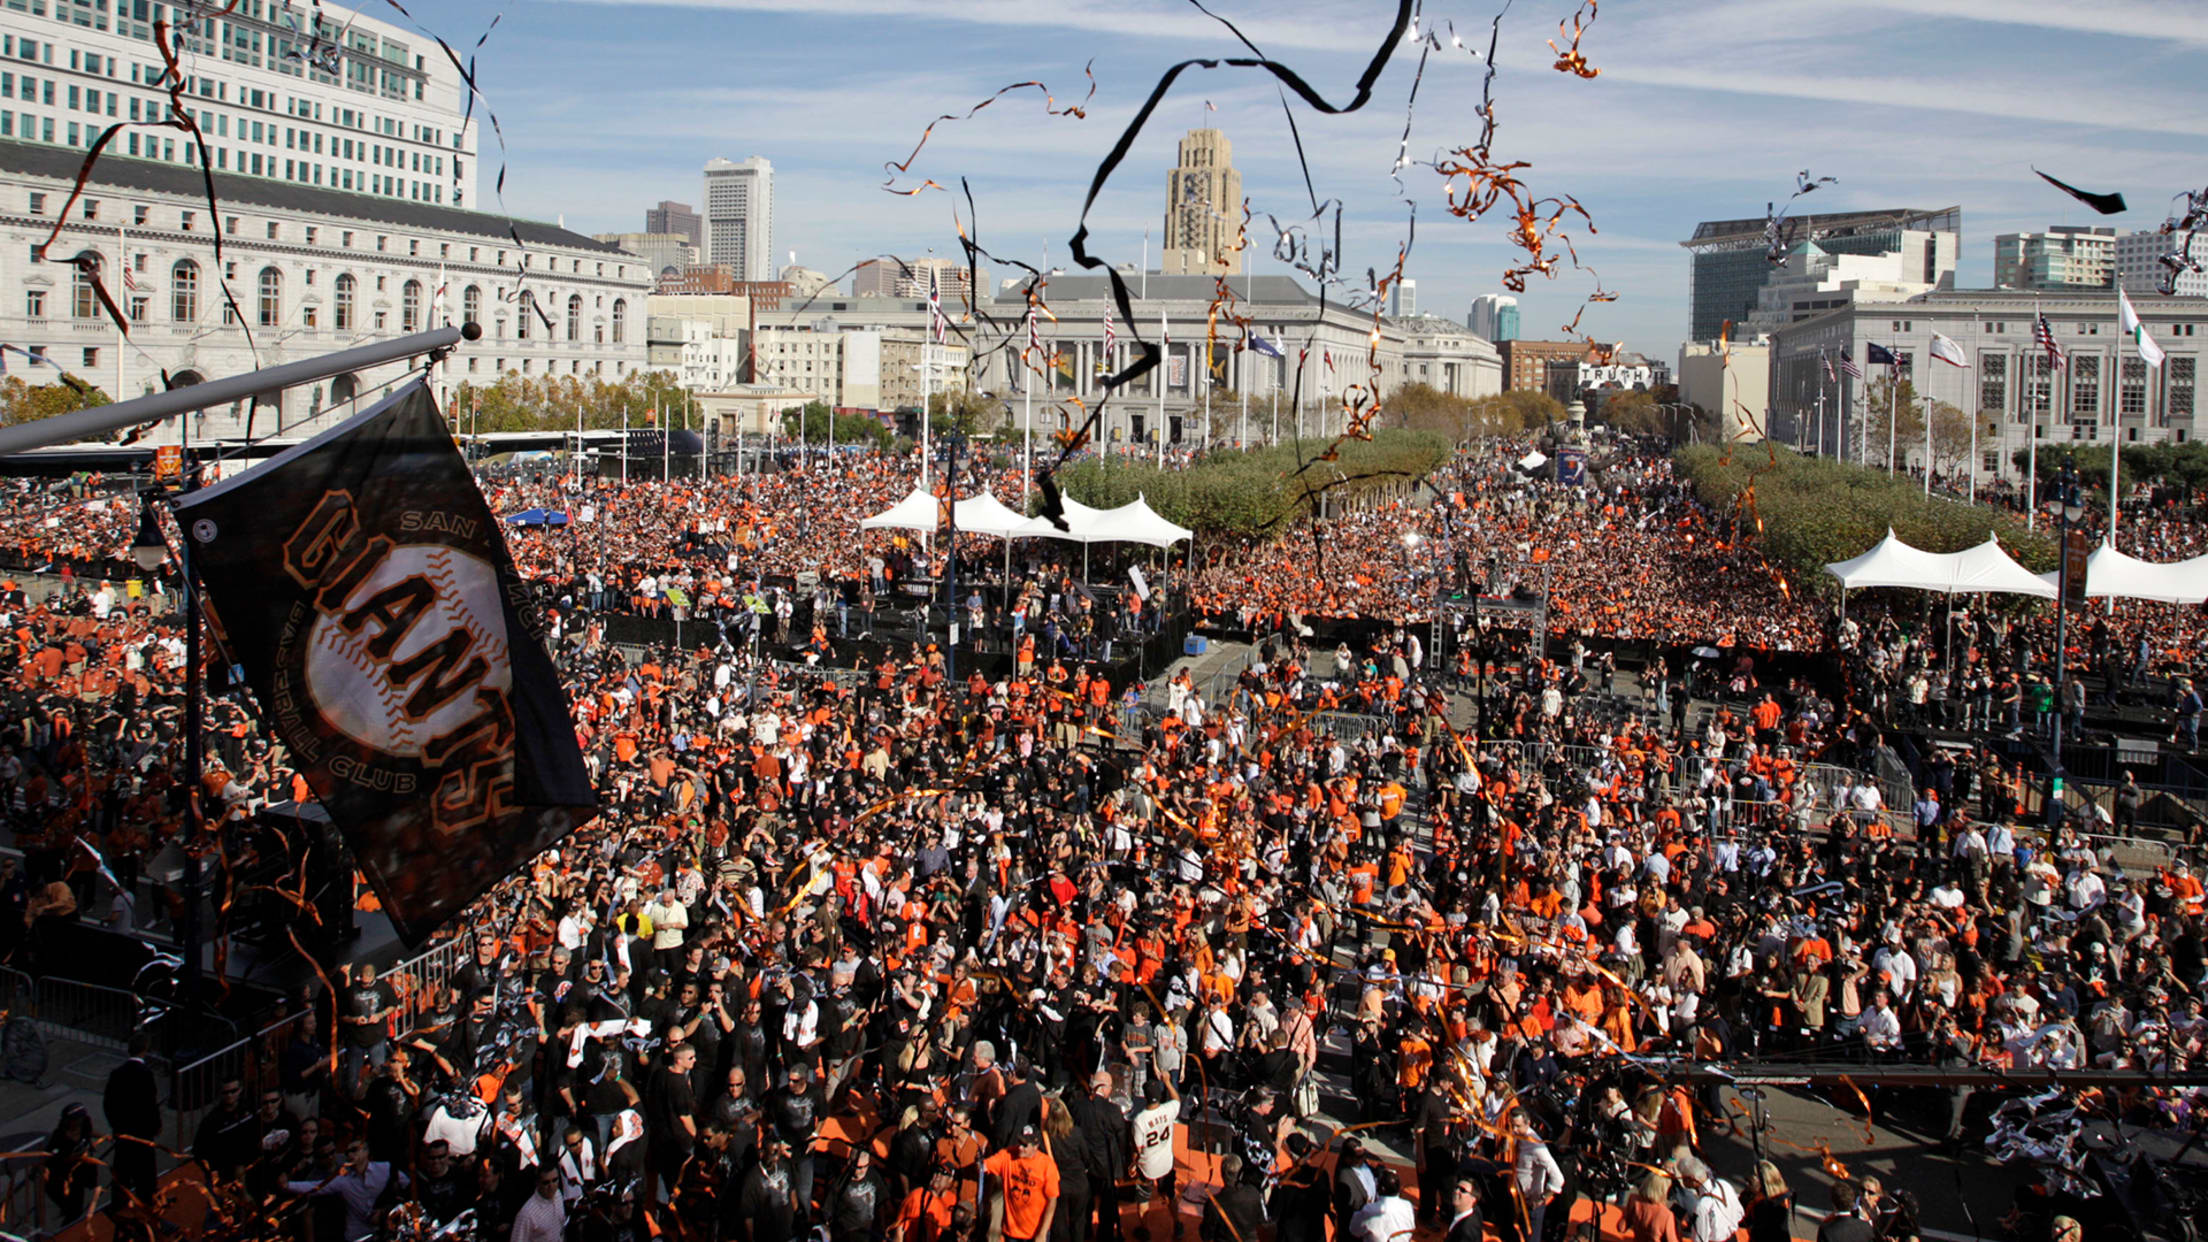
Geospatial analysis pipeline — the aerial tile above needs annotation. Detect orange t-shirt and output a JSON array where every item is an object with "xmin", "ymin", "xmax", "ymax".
[{"xmin": 982, "ymin": 1149, "xmax": 1059, "ymax": 1240}]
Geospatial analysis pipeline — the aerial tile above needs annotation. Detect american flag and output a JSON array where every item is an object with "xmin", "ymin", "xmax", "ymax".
[
  {"xmin": 2033, "ymin": 311, "xmax": 2067, "ymax": 369},
  {"xmin": 1101, "ymin": 301, "xmax": 1115, "ymax": 361},
  {"xmin": 1025, "ymin": 298, "xmax": 1040, "ymax": 354},
  {"xmin": 1838, "ymin": 353, "xmax": 1862, "ymax": 380},
  {"xmin": 1820, "ymin": 348, "xmax": 1835, "ymax": 384},
  {"xmin": 1322, "ymin": 348, "xmax": 1335, "ymax": 372},
  {"xmin": 928, "ymin": 269, "xmax": 947, "ymax": 344}
]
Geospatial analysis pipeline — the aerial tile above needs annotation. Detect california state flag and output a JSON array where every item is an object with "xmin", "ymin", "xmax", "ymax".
[{"xmin": 2119, "ymin": 286, "xmax": 2166, "ymax": 368}]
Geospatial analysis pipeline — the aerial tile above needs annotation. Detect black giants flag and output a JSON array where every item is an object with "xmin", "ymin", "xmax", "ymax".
[{"xmin": 175, "ymin": 381, "xmax": 595, "ymax": 943}]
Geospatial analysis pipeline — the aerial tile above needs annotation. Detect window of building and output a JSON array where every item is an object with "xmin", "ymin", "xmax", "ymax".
[
  {"xmin": 1980, "ymin": 353, "xmax": 2007, "ymax": 418},
  {"xmin": 70, "ymin": 250, "xmax": 101, "ymax": 318},
  {"xmin": 2072, "ymin": 354, "xmax": 2100, "ymax": 416},
  {"xmin": 265, "ymin": 221, "xmax": 278, "ymax": 240},
  {"xmin": 181, "ymin": 210, "xmax": 195, "ymax": 230},
  {"xmin": 132, "ymin": 204, "xmax": 148, "ymax": 226},
  {"xmin": 401, "ymin": 279, "xmax": 420, "ymax": 332},
  {"xmin": 225, "ymin": 215, "xmax": 238, "ymax": 235},
  {"xmin": 374, "ymin": 311, "xmax": 386, "ymax": 331},
  {"xmin": 566, "ymin": 295, "xmax": 581, "ymax": 341},
  {"xmin": 2173, "ymin": 356, "xmax": 2197, "ymax": 422},
  {"xmin": 81, "ymin": 198, "xmax": 97, "ymax": 220},
  {"xmin": 2122, "ymin": 355, "xmax": 2148, "ymax": 417},
  {"xmin": 611, "ymin": 299, "xmax": 626, "ymax": 345},
  {"xmin": 517, "ymin": 292, "xmax": 533, "ymax": 340},
  {"xmin": 28, "ymin": 191, "xmax": 45, "ymax": 214},
  {"xmin": 257, "ymin": 265, "xmax": 281, "ymax": 326},
  {"xmin": 128, "ymin": 296, "xmax": 146, "ymax": 322},
  {"xmin": 463, "ymin": 285, "xmax": 481, "ymax": 326},
  {"xmin": 334, "ymin": 272, "xmax": 354, "ymax": 330},
  {"xmin": 24, "ymin": 289, "xmax": 43, "ymax": 317},
  {"xmin": 83, "ymin": 347, "xmax": 98, "ymax": 369},
  {"xmin": 171, "ymin": 259, "xmax": 198, "ymax": 322},
  {"xmin": 303, "ymin": 305, "xmax": 317, "ymax": 328}
]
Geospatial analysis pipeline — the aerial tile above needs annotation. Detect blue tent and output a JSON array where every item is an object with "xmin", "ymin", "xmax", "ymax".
[{"xmin": 504, "ymin": 507, "xmax": 570, "ymax": 527}]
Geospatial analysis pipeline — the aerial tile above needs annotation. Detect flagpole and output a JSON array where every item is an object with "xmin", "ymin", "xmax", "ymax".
[
  {"xmin": 115, "ymin": 223, "xmax": 127, "ymax": 401},
  {"xmin": 1239, "ymin": 343, "xmax": 1248, "ymax": 450},
  {"xmin": 663, "ymin": 405, "xmax": 671, "ymax": 480},
  {"xmin": 921, "ymin": 335, "xmax": 933, "ymax": 489},
  {"xmin": 1887, "ymin": 368, "xmax": 1897, "ymax": 477},
  {"xmin": 1023, "ymin": 345, "xmax": 1033, "ymax": 500},
  {"xmin": 622, "ymin": 404, "xmax": 630, "ymax": 485},
  {"xmin": 1968, "ymin": 315, "xmax": 1979, "ymax": 505},
  {"xmin": 1923, "ymin": 349, "xmax": 1933, "ymax": 498},
  {"xmin": 2112, "ymin": 286, "xmax": 2124, "ymax": 549},
  {"xmin": 2028, "ymin": 298, "xmax": 2042, "ymax": 530}
]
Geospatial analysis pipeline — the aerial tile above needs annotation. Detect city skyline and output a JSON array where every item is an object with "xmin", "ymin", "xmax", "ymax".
[{"xmin": 383, "ymin": 0, "xmax": 2208, "ymax": 353}]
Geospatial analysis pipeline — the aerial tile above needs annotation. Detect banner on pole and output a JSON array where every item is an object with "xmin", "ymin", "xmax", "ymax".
[{"xmin": 174, "ymin": 381, "xmax": 596, "ymax": 943}]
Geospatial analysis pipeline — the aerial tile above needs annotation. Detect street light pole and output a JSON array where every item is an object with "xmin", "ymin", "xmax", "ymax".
[
  {"xmin": 2045, "ymin": 457, "xmax": 2083, "ymax": 827},
  {"xmin": 939, "ymin": 430, "xmax": 966, "ymax": 687}
]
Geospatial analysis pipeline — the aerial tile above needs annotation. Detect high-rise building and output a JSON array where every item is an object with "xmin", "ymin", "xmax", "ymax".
[
  {"xmin": 1390, "ymin": 279, "xmax": 1417, "ymax": 318},
  {"xmin": 1993, "ymin": 225, "xmax": 2115, "ymax": 291},
  {"xmin": 852, "ymin": 257, "xmax": 974, "ymax": 303},
  {"xmin": 1681, "ymin": 207, "xmax": 1959, "ymax": 343},
  {"xmin": 1160, "ymin": 129, "xmax": 1243, "ymax": 276},
  {"xmin": 2115, "ymin": 230, "xmax": 2208, "ymax": 297},
  {"xmin": 702, "ymin": 157, "xmax": 774, "ymax": 282},
  {"xmin": 645, "ymin": 200, "xmax": 702, "ymax": 250},
  {"xmin": 0, "ymin": 0, "xmax": 479, "ymax": 206},
  {"xmin": 1468, "ymin": 294, "xmax": 1520, "ymax": 342}
]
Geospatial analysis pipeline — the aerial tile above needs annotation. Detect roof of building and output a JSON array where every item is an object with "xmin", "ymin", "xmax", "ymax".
[
  {"xmin": 1683, "ymin": 206, "xmax": 1961, "ymax": 250},
  {"xmin": 2, "ymin": 139, "xmax": 627, "ymax": 254},
  {"xmin": 987, "ymin": 273, "xmax": 1319, "ymax": 306}
]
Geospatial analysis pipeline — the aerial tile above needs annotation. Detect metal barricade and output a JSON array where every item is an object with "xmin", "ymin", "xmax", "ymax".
[
  {"xmin": 0, "ymin": 1150, "xmax": 45, "ymax": 1241},
  {"xmin": 31, "ymin": 975, "xmax": 170, "ymax": 1054},
  {"xmin": 169, "ymin": 1011, "xmax": 307, "ymax": 1153}
]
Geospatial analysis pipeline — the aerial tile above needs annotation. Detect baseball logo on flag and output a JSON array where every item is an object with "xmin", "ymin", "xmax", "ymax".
[{"xmin": 304, "ymin": 541, "xmax": 512, "ymax": 758}]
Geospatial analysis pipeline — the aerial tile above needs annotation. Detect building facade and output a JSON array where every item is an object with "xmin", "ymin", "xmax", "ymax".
[
  {"xmin": 1993, "ymin": 225, "xmax": 2115, "ymax": 291},
  {"xmin": 1767, "ymin": 288, "xmax": 2208, "ymax": 476},
  {"xmin": 1389, "ymin": 278, "xmax": 1416, "ymax": 318},
  {"xmin": 701, "ymin": 156, "xmax": 772, "ymax": 282},
  {"xmin": 592, "ymin": 232, "xmax": 695, "ymax": 285},
  {"xmin": 1467, "ymin": 293, "xmax": 1519, "ymax": 342},
  {"xmin": 2, "ymin": 138, "xmax": 650, "ymax": 444},
  {"xmin": 1498, "ymin": 339, "xmax": 1598, "ymax": 394},
  {"xmin": 851, "ymin": 256, "xmax": 974, "ymax": 304},
  {"xmin": 964, "ymin": 275, "xmax": 1498, "ymax": 446},
  {"xmin": 1677, "ymin": 340, "xmax": 1769, "ymax": 444},
  {"xmin": 1160, "ymin": 129, "xmax": 1242, "ymax": 276},
  {"xmin": 2116, "ymin": 230, "xmax": 2208, "ymax": 298},
  {"xmin": 645, "ymin": 199, "xmax": 701, "ymax": 250},
  {"xmin": 1, "ymin": 0, "xmax": 480, "ymax": 208},
  {"xmin": 1682, "ymin": 207, "xmax": 1960, "ymax": 343}
]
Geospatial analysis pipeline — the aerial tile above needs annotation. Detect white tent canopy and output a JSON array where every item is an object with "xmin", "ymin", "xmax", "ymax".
[
  {"xmin": 2034, "ymin": 543, "xmax": 2208, "ymax": 604},
  {"xmin": 1824, "ymin": 529, "xmax": 2055, "ymax": 598},
  {"xmin": 1090, "ymin": 495, "xmax": 1193, "ymax": 548},
  {"xmin": 1012, "ymin": 494, "xmax": 1116, "ymax": 543},
  {"xmin": 857, "ymin": 486, "xmax": 939, "ymax": 532},
  {"xmin": 951, "ymin": 492, "xmax": 1032, "ymax": 539}
]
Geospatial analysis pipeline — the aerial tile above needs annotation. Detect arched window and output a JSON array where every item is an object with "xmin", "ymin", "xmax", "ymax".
[
  {"xmin": 565, "ymin": 294, "xmax": 582, "ymax": 342},
  {"xmin": 517, "ymin": 292, "xmax": 533, "ymax": 340},
  {"xmin": 170, "ymin": 260, "xmax": 199, "ymax": 323},
  {"xmin": 463, "ymin": 285, "xmax": 482, "ymax": 327},
  {"xmin": 334, "ymin": 273, "xmax": 355, "ymax": 330},
  {"xmin": 257, "ymin": 266, "xmax": 282, "ymax": 327},
  {"xmin": 72, "ymin": 251, "xmax": 102, "ymax": 319},
  {"xmin": 611, "ymin": 299, "xmax": 627, "ymax": 345},
  {"xmin": 401, "ymin": 279, "xmax": 422, "ymax": 332}
]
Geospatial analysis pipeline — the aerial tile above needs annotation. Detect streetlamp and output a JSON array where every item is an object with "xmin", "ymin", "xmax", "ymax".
[
  {"xmin": 937, "ymin": 429, "xmax": 968, "ymax": 686},
  {"xmin": 2044, "ymin": 457, "xmax": 2087, "ymax": 827},
  {"xmin": 133, "ymin": 489, "xmax": 206, "ymax": 1028}
]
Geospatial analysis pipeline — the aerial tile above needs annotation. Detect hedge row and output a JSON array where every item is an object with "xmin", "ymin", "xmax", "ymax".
[
  {"xmin": 1673, "ymin": 444, "xmax": 2055, "ymax": 584},
  {"xmin": 1054, "ymin": 430, "xmax": 1452, "ymax": 539}
]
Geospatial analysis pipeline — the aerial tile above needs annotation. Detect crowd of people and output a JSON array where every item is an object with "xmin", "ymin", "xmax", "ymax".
[{"xmin": 2, "ymin": 436, "xmax": 2206, "ymax": 1242}]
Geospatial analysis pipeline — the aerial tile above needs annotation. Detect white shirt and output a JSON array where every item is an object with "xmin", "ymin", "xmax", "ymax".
[
  {"xmin": 783, "ymin": 998, "xmax": 820, "ymax": 1049},
  {"xmin": 1132, "ymin": 1102, "xmax": 1178, "ymax": 1178},
  {"xmin": 1351, "ymin": 1195, "xmax": 1416, "ymax": 1242},
  {"xmin": 1689, "ymin": 1181, "xmax": 1743, "ymax": 1242},
  {"xmin": 511, "ymin": 1191, "xmax": 566, "ymax": 1242}
]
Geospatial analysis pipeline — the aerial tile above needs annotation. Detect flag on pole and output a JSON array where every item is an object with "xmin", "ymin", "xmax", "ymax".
[
  {"xmin": 1820, "ymin": 349, "xmax": 1836, "ymax": 384},
  {"xmin": 1102, "ymin": 301, "xmax": 1116, "ymax": 359},
  {"xmin": 1322, "ymin": 349, "xmax": 1335, "ymax": 373},
  {"xmin": 2119, "ymin": 286, "xmax": 2166, "ymax": 368},
  {"xmin": 1838, "ymin": 354, "xmax": 1862, "ymax": 380},
  {"xmin": 1247, "ymin": 328, "xmax": 1285, "ymax": 358},
  {"xmin": 2033, "ymin": 311, "xmax": 2067, "ymax": 369},
  {"xmin": 1866, "ymin": 343, "xmax": 1899, "ymax": 368},
  {"xmin": 927, "ymin": 269, "xmax": 947, "ymax": 344},
  {"xmin": 1026, "ymin": 299, "xmax": 1040, "ymax": 353},
  {"xmin": 1928, "ymin": 332, "xmax": 1970, "ymax": 368},
  {"xmin": 171, "ymin": 381, "xmax": 596, "ymax": 944}
]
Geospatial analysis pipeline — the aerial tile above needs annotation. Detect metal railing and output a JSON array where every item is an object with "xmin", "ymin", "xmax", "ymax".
[
  {"xmin": 168, "ymin": 1009, "xmax": 308, "ymax": 1153},
  {"xmin": 0, "ymin": 1147, "xmax": 46, "ymax": 1241}
]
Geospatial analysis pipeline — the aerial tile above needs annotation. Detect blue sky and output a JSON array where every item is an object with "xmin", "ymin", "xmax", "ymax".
[{"xmin": 393, "ymin": 0, "xmax": 2208, "ymax": 354}]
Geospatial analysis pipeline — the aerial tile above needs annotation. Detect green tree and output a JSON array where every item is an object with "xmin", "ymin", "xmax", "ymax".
[
  {"xmin": 1862, "ymin": 376, "xmax": 1925, "ymax": 470},
  {"xmin": 0, "ymin": 377, "xmax": 111, "ymax": 426},
  {"xmin": 782, "ymin": 400, "xmax": 891, "ymax": 449},
  {"xmin": 926, "ymin": 388, "xmax": 999, "ymax": 438},
  {"xmin": 1599, "ymin": 389, "xmax": 1661, "ymax": 435}
]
